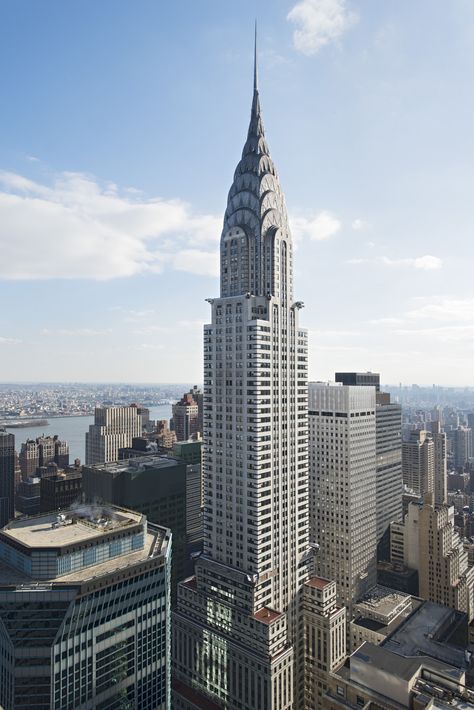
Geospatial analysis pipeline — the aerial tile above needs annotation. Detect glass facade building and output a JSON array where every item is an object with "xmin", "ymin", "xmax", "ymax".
[{"xmin": 0, "ymin": 506, "xmax": 171, "ymax": 710}]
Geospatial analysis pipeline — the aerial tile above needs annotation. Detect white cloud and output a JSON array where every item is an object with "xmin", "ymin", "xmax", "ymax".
[
  {"xmin": 132, "ymin": 325, "xmax": 169, "ymax": 336},
  {"xmin": 348, "ymin": 255, "xmax": 443, "ymax": 270},
  {"xmin": 291, "ymin": 210, "xmax": 341, "ymax": 241},
  {"xmin": 351, "ymin": 218, "xmax": 366, "ymax": 230},
  {"xmin": 394, "ymin": 324, "xmax": 474, "ymax": 344},
  {"xmin": 382, "ymin": 255, "xmax": 443, "ymax": 270},
  {"xmin": 0, "ymin": 336, "xmax": 21, "ymax": 344},
  {"xmin": 407, "ymin": 297, "xmax": 474, "ymax": 322},
  {"xmin": 0, "ymin": 170, "xmax": 221, "ymax": 281},
  {"xmin": 287, "ymin": 0, "xmax": 358, "ymax": 56},
  {"xmin": 41, "ymin": 328, "xmax": 111, "ymax": 336}
]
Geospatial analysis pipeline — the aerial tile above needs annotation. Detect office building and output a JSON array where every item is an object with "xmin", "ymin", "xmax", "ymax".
[
  {"xmin": 431, "ymin": 419, "xmax": 447, "ymax": 505},
  {"xmin": 402, "ymin": 430, "xmax": 434, "ymax": 498},
  {"xmin": 335, "ymin": 374, "xmax": 402, "ymax": 559},
  {"xmin": 156, "ymin": 420, "xmax": 178, "ymax": 449},
  {"xmin": 349, "ymin": 586, "xmax": 421, "ymax": 652},
  {"xmin": 39, "ymin": 468, "xmax": 83, "ymax": 513},
  {"xmin": 0, "ymin": 506, "xmax": 171, "ymax": 710},
  {"xmin": 189, "ymin": 385, "xmax": 204, "ymax": 434},
  {"xmin": 85, "ymin": 405, "xmax": 142, "ymax": 465},
  {"xmin": 0, "ymin": 429, "xmax": 15, "ymax": 527},
  {"xmin": 334, "ymin": 371, "xmax": 380, "ymax": 391},
  {"xmin": 390, "ymin": 494, "xmax": 474, "ymax": 621},
  {"xmin": 18, "ymin": 435, "xmax": 70, "ymax": 478},
  {"xmin": 171, "ymin": 392, "xmax": 200, "ymax": 442},
  {"xmin": 83, "ymin": 455, "xmax": 191, "ymax": 596},
  {"xmin": 308, "ymin": 382, "xmax": 377, "ymax": 612},
  {"xmin": 303, "ymin": 577, "xmax": 346, "ymax": 708},
  {"xmin": 173, "ymin": 42, "xmax": 312, "ymax": 710},
  {"xmin": 15, "ymin": 477, "xmax": 41, "ymax": 514},
  {"xmin": 453, "ymin": 426, "xmax": 472, "ymax": 469},
  {"xmin": 172, "ymin": 439, "xmax": 202, "ymax": 465},
  {"xmin": 19, "ymin": 438, "xmax": 38, "ymax": 478},
  {"xmin": 324, "ymin": 600, "xmax": 474, "ymax": 708},
  {"xmin": 374, "ymin": 391, "xmax": 402, "ymax": 557}
]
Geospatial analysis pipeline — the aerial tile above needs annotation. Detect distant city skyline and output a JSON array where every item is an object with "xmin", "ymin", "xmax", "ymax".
[{"xmin": 1, "ymin": 1, "xmax": 474, "ymax": 384}]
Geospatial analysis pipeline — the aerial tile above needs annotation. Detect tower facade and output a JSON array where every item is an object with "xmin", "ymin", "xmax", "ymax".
[
  {"xmin": 85, "ymin": 405, "xmax": 142, "ymax": 465},
  {"xmin": 431, "ymin": 420, "xmax": 447, "ymax": 505},
  {"xmin": 0, "ymin": 429, "xmax": 15, "ymax": 528},
  {"xmin": 173, "ymin": 43, "xmax": 311, "ymax": 710},
  {"xmin": 402, "ymin": 430, "xmax": 434, "ymax": 497},
  {"xmin": 308, "ymin": 382, "xmax": 377, "ymax": 613},
  {"xmin": 171, "ymin": 392, "xmax": 200, "ymax": 442}
]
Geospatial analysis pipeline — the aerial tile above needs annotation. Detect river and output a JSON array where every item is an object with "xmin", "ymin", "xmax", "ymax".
[{"xmin": 4, "ymin": 404, "xmax": 173, "ymax": 463}]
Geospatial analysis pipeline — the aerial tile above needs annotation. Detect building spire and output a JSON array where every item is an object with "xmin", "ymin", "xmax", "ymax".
[{"xmin": 254, "ymin": 19, "xmax": 258, "ymax": 93}]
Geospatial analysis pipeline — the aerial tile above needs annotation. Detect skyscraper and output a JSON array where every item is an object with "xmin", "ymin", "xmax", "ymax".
[
  {"xmin": 173, "ymin": 37, "xmax": 311, "ymax": 709},
  {"xmin": 308, "ymin": 382, "xmax": 377, "ymax": 612},
  {"xmin": 373, "ymin": 391, "xmax": 402, "ymax": 557},
  {"xmin": 0, "ymin": 429, "xmax": 15, "ymax": 528},
  {"xmin": 390, "ymin": 495, "xmax": 474, "ymax": 621},
  {"xmin": 171, "ymin": 392, "xmax": 200, "ymax": 442},
  {"xmin": 431, "ymin": 420, "xmax": 447, "ymax": 505},
  {"xmin": 402, "ymin": 430, "xmax": 434, "ymax": 498},
  {"xmin": 85, "ymin": 405, "xmax": 142, "ymax": 465},
  {"xmin": 334, "ymin": 373, "xmax": 402, "ymax": 559}
]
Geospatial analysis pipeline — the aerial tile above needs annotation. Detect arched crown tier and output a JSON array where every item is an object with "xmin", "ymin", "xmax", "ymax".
[{"xmin": 220, "ymin": 82, "xmax": 293, "ymax": 302}]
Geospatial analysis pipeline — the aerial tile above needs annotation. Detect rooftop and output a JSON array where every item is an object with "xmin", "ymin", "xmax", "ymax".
[
  {"xmin": 1, "ymin": 508, "xmax": 142, "ymax": 549},
  {"xmin": 0, "ymin": 509, "xmax": 169, "ymax": 587},
  {"xmin": 351, "ymin": 642, "xmax": 465, "ymax": 685},
  {"xmin": 305, "ymin": 576, "xmax": 334, "ymax": 590},
  {"xmin": 382, "ymin": 601, "xmax": 469, "ymax": 671},
  {"xmin": 354, "ymin": 585, "xmax": 414, "ymax": 624},
  {"xmin": 252, "ymin": 607, "xmax": 282, "ymax": 625},
  {"xmin": 87, "ymin": 455, "xmax": 182, "ymax": 475}
]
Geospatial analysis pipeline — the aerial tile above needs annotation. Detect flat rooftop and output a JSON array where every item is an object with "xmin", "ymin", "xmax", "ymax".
[
  {"xmin": 89, "ymin": 455, "xmax": 181, "ymax": 474},
  {"xmin": 0, "ymin": 524, "xmax": 169, "ymax": 587},
  {"xmin": 382, "ymin": 601, "xmax": 468, "ymax": 670},
  {"xmin": 253, "ymin": 607, "xmax": 283, "ymax": 625},
  {"xmin": 1, "ymin": 509, "xmax": 142, "ymax": 549},
  {"xmin": 306, "ymin": 576, "xmax": 333, "ymax": 590},
  {"xmin": 354, "ymin": 585, "xmax": 413, "ymax": 622}
]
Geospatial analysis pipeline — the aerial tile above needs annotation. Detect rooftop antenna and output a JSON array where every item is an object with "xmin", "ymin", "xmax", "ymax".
[{"xmin": 254, "ymin": 19, "xmax": 258, "ymax": 92}]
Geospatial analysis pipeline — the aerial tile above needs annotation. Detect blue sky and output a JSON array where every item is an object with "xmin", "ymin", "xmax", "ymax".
[{"xmin": 1, "ymin": 0, "xmax": 474, "ymax": 385}]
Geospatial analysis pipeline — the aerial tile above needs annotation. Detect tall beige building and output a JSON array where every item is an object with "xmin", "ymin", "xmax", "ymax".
[
  {"xmin": 391, "ymin": 494, "xmax": 474, "ymax": 621},
  {"xmin": 308, "ymin": 382, "xmax": 377, "ymax": 613},
  {"xmin": 173, "ymin": 40, "xmax": 315, "ymax": 710},
  {"xmin": 402, "ymin": 429, "xmax": 434, "ymax": 497},
  {"xmin": 85, "ymin": 405, "xmax": 142, "ymax": 465}
]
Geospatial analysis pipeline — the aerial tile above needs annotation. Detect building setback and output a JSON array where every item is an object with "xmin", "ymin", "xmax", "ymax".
[
  {"xmin": 390, "ymin": 494, "xmax": 474, "ymax": 621},
  {"xmin": 0, "ymin": 506, "xmax": 171, "ymax": 710},
  {"xmin": 85, "ymin": 405, "xmax": 142, "ymax": 465}
]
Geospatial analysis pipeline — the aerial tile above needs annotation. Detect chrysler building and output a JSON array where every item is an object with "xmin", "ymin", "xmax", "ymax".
[{"xmin": 173, "ymin": 34, "xmax": 315, "ymax": 709}]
